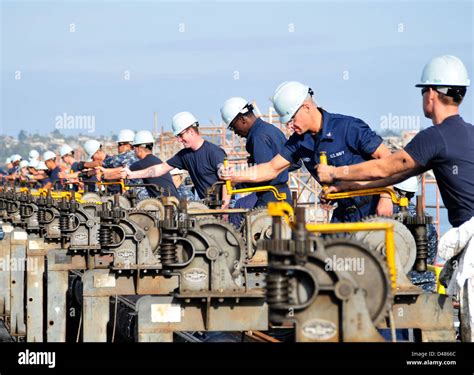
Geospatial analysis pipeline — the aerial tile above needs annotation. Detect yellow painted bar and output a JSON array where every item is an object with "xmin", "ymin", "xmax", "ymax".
[
  {"xmin": 326, "ymin": 188, "xmax": 408, "ymax": 208},
  {"xmin": 319, "ymin": 151, "xmax": 329, "ymax": 191},
  {"xmin": 223, "ymin": 159, "xmax": 287, "ymax": 201},
  {"xmin": 267, "ymin": 202, "xmax": 397, "ymax": 291},
  {"xmin": 97, "ymin": 179, "xmax": 128, "ymax": 192}
]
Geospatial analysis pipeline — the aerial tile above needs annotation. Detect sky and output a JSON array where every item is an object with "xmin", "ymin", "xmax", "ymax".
[{"xmin": 1, "ymin": 0, "xmax": 473, "ymax": 137}]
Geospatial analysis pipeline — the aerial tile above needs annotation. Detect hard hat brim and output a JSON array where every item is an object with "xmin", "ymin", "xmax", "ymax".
[
  {"xmin": 173, "ymin": 123, "xmax": 195, "ymax": 136},
  {"xmin": 278, "ymin": 113, "xmax": 293, "ymax": 124},
  {"xmin": 415, "ymin": 83, "xmax": 470, "ymax": 87}
]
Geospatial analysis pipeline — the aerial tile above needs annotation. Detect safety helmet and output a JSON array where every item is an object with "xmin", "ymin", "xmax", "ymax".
[
  {"xmin": 60, "ymin": 144, "xmax": 74, "ymax": 157},
  {"xmin": 43, "ymin": 151, "xmax": 56, "ymax": 162},
  {"xmin": 29, "ymin": 149, "xmax": 40, "ymax": 161},
  {"xmin": 11, "ymin": 154, "xmax": 22, "ymax": 163},
  {"xmin": 416, "ymin": 55, "xmax": 470, "ymax": 87},
  {"xmin": 28, "ymin": 159, "xmax": 39, "ymax": 169},
  {"xmin": 117, "ymin": 129, "xmax": 135, "ymax": 144},
  {"xmin": 36, "ymin": 161, "xmax": 48, "ymax": 171},
  {"xmin": 84, "ymin": 140, "xmax": 102, "ymax": 159},
  {"xmin": 220, "ymin": 97, "xmax": 253, "ymax": 126},
  {"xmin": 172, "ymin": 111, "xmax": 199, "ymax": 136},
  {"xmin": 272, "ymin": 81, "xmax": 313, "ymax": 124},
  {"xmin": 19, "ymin": 160, "xmax": 29, "ymax": 169},
  {"xmin": 5, "ymin": 157, "xmax": 11, "ymax": 164},
  {"xmin": 394, "ymin": 176, "xmax": 419, "ymax": 193},
  {"xmin": 132, "ymin": 130, "xmax": 155, "ymax": 146}
]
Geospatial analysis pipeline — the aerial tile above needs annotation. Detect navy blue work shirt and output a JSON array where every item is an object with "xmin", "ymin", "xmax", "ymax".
[
  {"xmin": 405, "ymin": 115, "xmax": 474, "ymax": 227},
  {"xmin": 47, "ymin": 166, "xmax": 62, "ymax": 188},
  {"xmin": 129, "ymin": 154, "xmax": 178, "ymax": 198},
  {"xmin": 245, "ymin": 118, "xmax": 292, "ymax": 206},
  {"xmin": 167, "ymin": 141, "xmax": 226, "ymax": 199},
  {"xmin": 280, "ymin": 108, "xmax": 383, "ymax": 222}
]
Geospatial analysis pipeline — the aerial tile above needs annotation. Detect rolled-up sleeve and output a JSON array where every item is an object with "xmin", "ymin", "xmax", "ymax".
[
  {"xmin": 404, "ymin": 127, "xmax": 443, "ymax": 167},
  {"xmin": 280, "ymin": 134, "xmax": 301, "ymax": 164},
  {"xmin": 345, "ymin": 119, "xmax": 383, "ymax": 158}
]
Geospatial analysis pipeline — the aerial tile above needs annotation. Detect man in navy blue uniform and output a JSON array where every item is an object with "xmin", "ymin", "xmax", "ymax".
[
  {"xmin": 58, "ymin": 144, "xmax": 81, "ymax": 191},
  {"xmin": 219, "ymin": 81, "xmax": 394, "ymax": 222},
  {"xmin": 220, "ymin": 97, "xmax": 292, "ymax": 207},
  {"xmin": 317, "ymin": 54, "xmax": 474, "ymax": 341},
  {"xmin": 128, "ymin": 130, "xmax": 178, "ymax": 198},
  {"xmin": 96, "ymin": 130, "xmax": 150, "ymax": 200},
  {"xmin": 42, "ymin": 150, "xmax": 62, "ymax": 190},
  {"xmin": 122, "ymin": 112, "xmax": 231, "ymax": 207},
  {"xmin": 317, "ymin": 55, "xmax": 474, "ymax": 229}
]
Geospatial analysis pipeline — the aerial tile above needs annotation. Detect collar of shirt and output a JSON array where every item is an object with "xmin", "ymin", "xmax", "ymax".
[
  {"xmin": 298, "ymin": 108, "xmax": 334, "ymax": 151},
  {"xmin": 440, "ymin": 114, "xmax": 463, "ymax": 126},
  {"xmin": 246, "ymin": 117, "xmax": 266, "ymax": 139}
]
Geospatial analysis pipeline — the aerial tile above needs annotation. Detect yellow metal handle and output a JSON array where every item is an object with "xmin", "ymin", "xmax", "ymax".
[
  {"xmin": 223, "ymin": 159, "xmax": 233, "ymax": 195},
  {"xmin": 318, "ymin": 151, "xmax": 406, "ymax": 207},
  {"xmin": 267, "ymin": 202, "xmax": 397, "ymax": 291},
  {"xmin": 326, "ymin": 188, "xmax": 408, "ymax": 207},
  {"xmin": 28, "ymin": 189, "xmax": 83, "ymax": 201},
  {"xmin": 97, "ymin": 179, "xmax": 128, "ymax": 193},
  {"xmin": 319, "ymin": 152, "xmax": 328, "ymax": 191},
  {"xmin": 223, "ymin": 159, "xmax": 287, "ymax": 201}
]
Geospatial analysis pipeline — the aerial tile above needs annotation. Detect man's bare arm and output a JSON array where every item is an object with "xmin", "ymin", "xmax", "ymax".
[
  {"xmin": 230, "ymin": 154, "xmax": 291, "ymax": 184},
  {"xmin": 83, "ymin": 160, "xmax": 102, "ymax": 169},
  {"xmin": 371, "ymin": 143, "xmax": 392, "ymax": 160},
  {"xmin": 221, "ymin": 183, "xmax": 232, "ymax": 209},
  {"xmin": 326, "ymin": 164, "xmax": 427, "ymax": 195},
  {"xmin": 98, "ymin": 167, "xmax": 123, "ymax": 180},
  {"xmin": 126, "ymin": 162, "xmax": 173, "ymax": 179},
  {"xmin": 332, "ymin": 149, "xmax": 418, "ymax": 182}
]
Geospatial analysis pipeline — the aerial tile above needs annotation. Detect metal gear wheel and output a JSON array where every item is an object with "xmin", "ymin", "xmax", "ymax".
[
  {"xmin": 240, "ymin": 207, "xmax": 292, "ymax": 253},
  {"xmin": 352, "ymin": 215, "xmax": 417, "ymax": 274},
  {"xmin": 322, "ymin": 236, "xmax": 393, "ymax": 324}
]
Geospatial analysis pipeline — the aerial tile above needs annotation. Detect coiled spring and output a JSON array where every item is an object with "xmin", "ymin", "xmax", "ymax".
[
  {"xmin": 160, "ymin": 239, "xmax": 178, "ymax": 266},
  {"xmin": 99, "ymin": 226, "xmax": 113, "ymax": 247},
  {"xmin": 266, "ymin": 272, "xmax": 291, "ymax": 308}
]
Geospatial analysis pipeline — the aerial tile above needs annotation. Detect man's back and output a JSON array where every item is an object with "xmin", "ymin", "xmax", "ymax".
[{"xmin": 405, "ymin": 114, "xmax": 474, "ymax": 227}]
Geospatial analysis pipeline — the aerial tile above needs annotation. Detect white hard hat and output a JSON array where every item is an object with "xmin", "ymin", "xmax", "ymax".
[
  {"xmin": 29, "ymin": 149, "xmax": 40, "ymax": 161},
  {"xmin": 117, "ymin": 129, "xmax": 135, "ymax": 144},
  {"xmin": 19, "ymin": 160, "xmax": 29, "ymax": 168},
  {"xmin": 11, "ymin": 154, "xmax": 22, "ymax": 163},
  {"xmin": 172, "ymin": 111, "xmax": 199, "ymax": 136},
  {"xmin": 394, "ymin": 176, "xmax": 419, "ymax": 193},
  {"xmin": 220, "ymin": 97, "xmax": 251, "ymax": 126},
  {"xmin": 416, "ymin": 55, "xmax": 470, "ymax": 87},
  {"xmin": 5, "ymin": 157, "xmax": 11, "ymax": 164},
  {"xmin": 84, "ymin": 140, "xmax": 102, "ymax": 159},
  {"xmin": 272, "ymin": 81, "xmax": 313, "ymax": 124},
  {"xmin": 170, "ymin": 168, "xmax": 184, "ymax": 176},
  {"xmin": 43, "ymin": 151, "xmax": 56, "ymax": 161},
  {"xmin": 36, "ymin": 161, "xmax": 48, "ymax": 170},
  {"xmin": 132, "ymin": 130, "xmax": 155, "ymax": 146},
  {"xmin": 28, "ymin": 159, "xmax": 39, "ymax": 169},
  {"xmin": 60, "ymin": 144, "xmax": 74, "ymax": 157}
]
